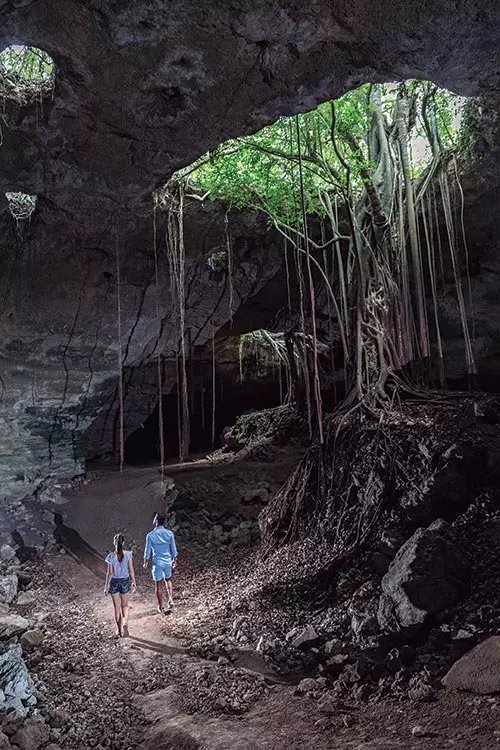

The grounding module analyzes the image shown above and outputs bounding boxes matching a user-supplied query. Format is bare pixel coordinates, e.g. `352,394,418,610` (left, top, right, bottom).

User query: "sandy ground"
21,465,500,749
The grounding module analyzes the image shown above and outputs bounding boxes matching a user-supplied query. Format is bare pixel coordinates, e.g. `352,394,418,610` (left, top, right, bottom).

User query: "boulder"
348,581,380,637
1,709,25,736
442,636,500,694
0,645,33,711
15,591,36,606
0,545,16,563
0,732,9,750
12,717,49,750
0,615,29,640
379,520,469,630
20,629,44,650
48,707,71,728
290,625,319,650
295,677,320,694
0,575,18,605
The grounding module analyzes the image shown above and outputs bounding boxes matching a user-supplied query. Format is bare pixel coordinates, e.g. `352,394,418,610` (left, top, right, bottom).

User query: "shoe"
157,606,164,614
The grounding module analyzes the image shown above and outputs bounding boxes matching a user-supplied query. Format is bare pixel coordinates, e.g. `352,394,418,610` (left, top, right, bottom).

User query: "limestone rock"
348,581,380,637
379,520,469,630
12,717,49,750
0,575,18,605
48,708,71,728
20,629,44,650
0,645,33,711
442,636,500,694
15,591,36,606
1,709,25,736
290,625,319,650
0,615,29,640
295,677,320,694
0,545,16,563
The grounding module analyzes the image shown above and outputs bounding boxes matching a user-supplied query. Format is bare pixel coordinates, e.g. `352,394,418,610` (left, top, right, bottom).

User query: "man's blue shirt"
144,526,178,567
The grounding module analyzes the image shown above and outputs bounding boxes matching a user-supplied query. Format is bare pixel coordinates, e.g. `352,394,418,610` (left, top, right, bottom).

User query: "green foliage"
177,81,464,226
0,45,54,104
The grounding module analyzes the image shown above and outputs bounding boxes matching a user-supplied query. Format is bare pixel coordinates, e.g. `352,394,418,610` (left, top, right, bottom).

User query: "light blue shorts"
152,563,172,582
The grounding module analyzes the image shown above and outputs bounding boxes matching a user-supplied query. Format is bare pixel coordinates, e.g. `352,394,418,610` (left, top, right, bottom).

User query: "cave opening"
0,44,55,104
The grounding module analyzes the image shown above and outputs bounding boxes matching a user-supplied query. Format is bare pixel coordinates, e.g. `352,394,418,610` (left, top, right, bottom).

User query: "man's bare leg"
166,578,174,605
155,580,164,612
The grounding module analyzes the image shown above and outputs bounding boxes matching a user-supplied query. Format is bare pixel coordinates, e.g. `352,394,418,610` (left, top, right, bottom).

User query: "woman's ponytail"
113,533,125,562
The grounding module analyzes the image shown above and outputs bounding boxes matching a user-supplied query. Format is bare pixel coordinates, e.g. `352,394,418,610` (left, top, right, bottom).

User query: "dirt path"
16,466,500,749
19,539,500,750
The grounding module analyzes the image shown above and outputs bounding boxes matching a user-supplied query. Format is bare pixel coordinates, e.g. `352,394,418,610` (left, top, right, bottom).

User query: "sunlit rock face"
1,0,500,521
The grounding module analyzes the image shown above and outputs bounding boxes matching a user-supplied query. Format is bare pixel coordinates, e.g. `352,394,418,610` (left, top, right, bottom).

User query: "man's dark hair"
155,512,166,526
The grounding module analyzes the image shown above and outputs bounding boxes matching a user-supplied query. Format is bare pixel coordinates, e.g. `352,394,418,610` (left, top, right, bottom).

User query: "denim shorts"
108,577,131,595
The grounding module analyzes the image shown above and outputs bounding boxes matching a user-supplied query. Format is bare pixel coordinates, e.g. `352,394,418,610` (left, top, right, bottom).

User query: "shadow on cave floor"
54,513,106,579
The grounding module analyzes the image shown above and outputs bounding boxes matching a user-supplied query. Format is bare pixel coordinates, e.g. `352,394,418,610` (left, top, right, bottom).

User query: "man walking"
143,512,178,614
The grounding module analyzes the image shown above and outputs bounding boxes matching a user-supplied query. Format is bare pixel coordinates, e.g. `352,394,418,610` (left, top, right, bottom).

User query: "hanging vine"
163,80,475,563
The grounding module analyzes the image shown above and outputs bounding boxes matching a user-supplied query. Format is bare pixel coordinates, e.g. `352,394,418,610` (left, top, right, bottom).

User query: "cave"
2,2,500,749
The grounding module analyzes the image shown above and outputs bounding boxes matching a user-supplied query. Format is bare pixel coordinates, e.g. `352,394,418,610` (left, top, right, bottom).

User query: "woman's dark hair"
113,533,125,562
155,513,166,526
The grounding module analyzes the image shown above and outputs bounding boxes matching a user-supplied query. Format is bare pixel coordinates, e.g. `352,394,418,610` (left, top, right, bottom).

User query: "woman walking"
104,533,136,637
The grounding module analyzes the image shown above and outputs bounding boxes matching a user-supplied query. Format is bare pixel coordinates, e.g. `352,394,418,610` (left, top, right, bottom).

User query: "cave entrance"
0,44,55,104
124,373,283,465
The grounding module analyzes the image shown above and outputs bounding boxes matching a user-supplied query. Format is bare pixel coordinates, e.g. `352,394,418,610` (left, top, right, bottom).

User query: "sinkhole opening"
0,44,55,104
5,191,37,221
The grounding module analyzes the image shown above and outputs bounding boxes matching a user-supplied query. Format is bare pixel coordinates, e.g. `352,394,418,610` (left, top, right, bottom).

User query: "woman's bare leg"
120,593,130,630
111,594,123,636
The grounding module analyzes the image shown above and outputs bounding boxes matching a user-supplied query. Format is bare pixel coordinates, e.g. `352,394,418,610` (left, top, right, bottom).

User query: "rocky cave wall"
0,197,283,494
1,1,500,506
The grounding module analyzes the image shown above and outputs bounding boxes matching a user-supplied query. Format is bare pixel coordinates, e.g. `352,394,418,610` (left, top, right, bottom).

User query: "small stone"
324,639,341,654
0,614,29,639
20,629,44,650
49,708,71,728
290,625,319,650
296,678,319,694
12,716,49,750
1,709,25,736
16,591,36,606
0,574,18,605
0,545,16,562
453,629,475,641
412,725,428,737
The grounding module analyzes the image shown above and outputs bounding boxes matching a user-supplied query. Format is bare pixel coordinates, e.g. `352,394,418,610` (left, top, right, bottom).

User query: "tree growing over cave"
160,81,475,569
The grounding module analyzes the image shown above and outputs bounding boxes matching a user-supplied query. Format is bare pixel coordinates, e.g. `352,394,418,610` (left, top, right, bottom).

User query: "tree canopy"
178,81,463,227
